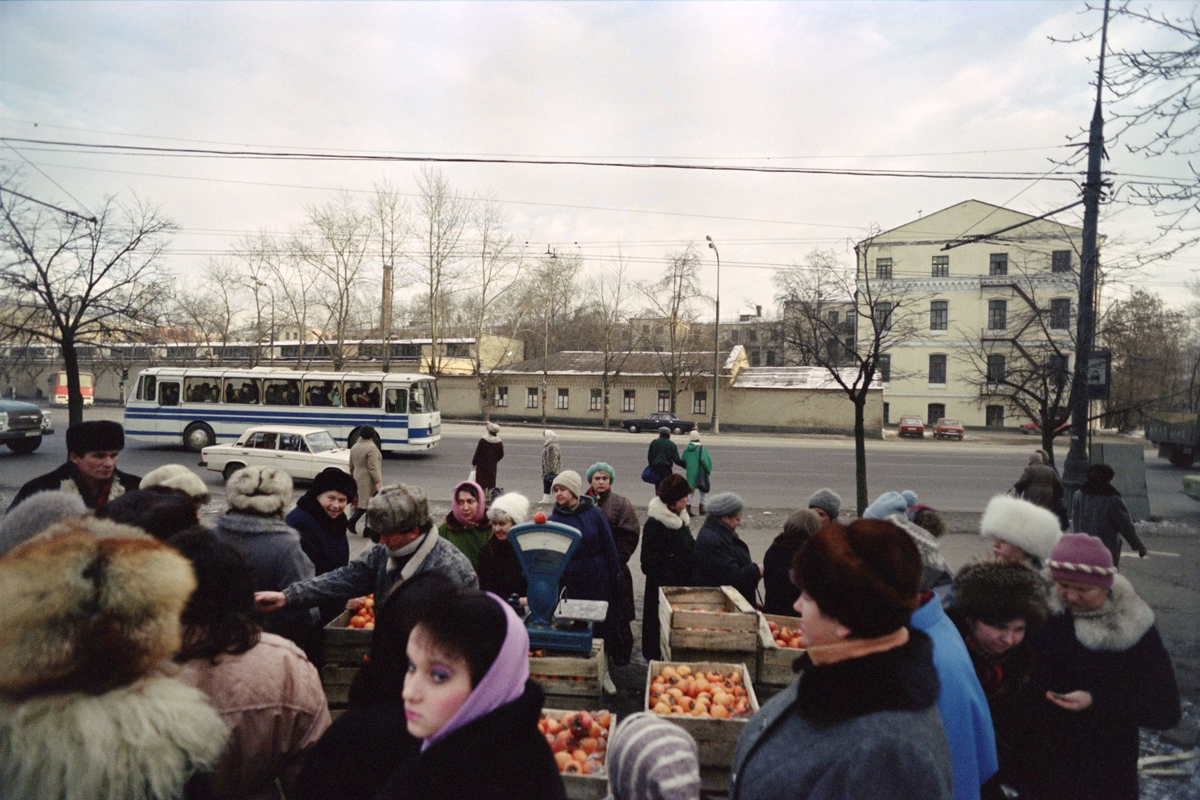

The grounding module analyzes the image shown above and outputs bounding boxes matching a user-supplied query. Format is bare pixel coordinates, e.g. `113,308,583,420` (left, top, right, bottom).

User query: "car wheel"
6,436,41,454
672,426,683,435
628,425,639,434
184,423,216,453
223,462,246,481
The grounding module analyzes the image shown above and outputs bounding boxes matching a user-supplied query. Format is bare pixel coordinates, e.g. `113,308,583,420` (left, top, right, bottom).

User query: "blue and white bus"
124,367,441,453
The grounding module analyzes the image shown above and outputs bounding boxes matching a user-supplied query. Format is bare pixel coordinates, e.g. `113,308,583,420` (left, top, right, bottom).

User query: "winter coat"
648,434,684,470
681,442,712,490
214,511,321,645
476,533,527,600
349,439,382,509
730,629,953,800
694,516,759,607
1014,463,1062,512
8,461,142,512
287,498,351,624
1027,574,1181,800
762,537,802,617
175,633,332,800
910,597,999,800
639,496,693,661
541,438,561,476
1070,489,1145,566
438,512,493,570
292,701,419,800
283,532,478,610
592,489,640,664
374,680,566,800
471,435,504,490
551,495,622,643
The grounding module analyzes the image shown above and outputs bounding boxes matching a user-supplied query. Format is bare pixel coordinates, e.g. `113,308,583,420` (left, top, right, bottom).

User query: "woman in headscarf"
586,462,639,667
540,430,561,504
286,467,359,624
438,479,492,570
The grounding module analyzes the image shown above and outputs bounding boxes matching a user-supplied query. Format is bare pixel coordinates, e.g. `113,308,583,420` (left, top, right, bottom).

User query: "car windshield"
941,419,961,426
305,431,339,453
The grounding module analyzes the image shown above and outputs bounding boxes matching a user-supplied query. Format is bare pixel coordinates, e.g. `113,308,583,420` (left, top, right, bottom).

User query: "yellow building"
858,200,1085,429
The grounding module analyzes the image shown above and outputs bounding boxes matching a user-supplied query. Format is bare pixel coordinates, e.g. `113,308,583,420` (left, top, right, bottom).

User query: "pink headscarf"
420,592,530,751
450,480,487,526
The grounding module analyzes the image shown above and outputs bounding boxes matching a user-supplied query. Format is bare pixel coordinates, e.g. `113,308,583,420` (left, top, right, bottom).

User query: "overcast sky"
2,1,1195,318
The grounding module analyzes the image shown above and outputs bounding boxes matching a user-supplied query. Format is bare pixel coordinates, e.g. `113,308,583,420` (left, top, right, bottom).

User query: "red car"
897,416,925,438
1021,420,1070,435
933,418,965,440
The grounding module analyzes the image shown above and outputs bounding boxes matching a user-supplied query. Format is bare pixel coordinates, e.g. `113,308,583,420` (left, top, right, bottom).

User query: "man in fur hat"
7,420,141,512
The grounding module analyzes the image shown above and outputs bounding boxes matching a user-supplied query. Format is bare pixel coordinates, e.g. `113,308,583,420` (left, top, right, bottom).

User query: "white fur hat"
979,495,1062,562
141,464,211,505
488,493,530,525
224,466,293,517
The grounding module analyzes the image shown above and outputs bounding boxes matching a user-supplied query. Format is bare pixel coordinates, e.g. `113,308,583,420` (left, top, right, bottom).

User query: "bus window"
186,379,218,403
139,375,157,402
79,374,93,389
264,379,300,406
385,387,408,414
279,433,307,452
304,380,340,407
345,381,381,408
159,382,181,407
410,381,437,414
225,380,261,404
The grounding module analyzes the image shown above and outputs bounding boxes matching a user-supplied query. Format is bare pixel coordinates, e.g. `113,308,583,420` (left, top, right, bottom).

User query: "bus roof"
135,367,431,382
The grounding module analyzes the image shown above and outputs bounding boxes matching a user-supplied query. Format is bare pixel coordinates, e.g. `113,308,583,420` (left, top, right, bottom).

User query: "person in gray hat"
8,420,141,512
806,488,841,528
693,492,761,606
255,483,478,619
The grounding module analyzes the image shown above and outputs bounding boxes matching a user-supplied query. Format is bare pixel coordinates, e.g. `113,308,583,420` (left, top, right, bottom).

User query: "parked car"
897,416,925,438
199,425,351,481
1020,420,1071,436
621,411,697,435
0,399,54,454
933,418,965,440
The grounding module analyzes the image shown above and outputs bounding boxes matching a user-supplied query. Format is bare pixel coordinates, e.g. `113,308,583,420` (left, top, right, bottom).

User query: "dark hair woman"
639,473,694,661
170,527,331,800
286,467,358,624
374,589,566,800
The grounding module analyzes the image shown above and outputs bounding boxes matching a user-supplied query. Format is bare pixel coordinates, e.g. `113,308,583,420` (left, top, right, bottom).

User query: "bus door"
156,379,182,438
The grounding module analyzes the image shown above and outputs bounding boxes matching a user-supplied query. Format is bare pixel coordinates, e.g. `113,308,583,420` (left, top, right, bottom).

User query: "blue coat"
911,597,999,800
550,495,621,606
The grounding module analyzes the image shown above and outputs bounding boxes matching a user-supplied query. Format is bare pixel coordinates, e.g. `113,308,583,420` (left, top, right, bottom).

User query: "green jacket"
438,515,492,570
648,435,684,470
681,443,712,490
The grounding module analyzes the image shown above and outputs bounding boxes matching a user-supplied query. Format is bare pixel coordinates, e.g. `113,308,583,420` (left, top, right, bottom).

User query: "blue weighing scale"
509,520,609,655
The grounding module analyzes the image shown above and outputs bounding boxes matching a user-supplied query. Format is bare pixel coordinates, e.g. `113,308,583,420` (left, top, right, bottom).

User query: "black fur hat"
66,420,125,455
952,559,1048,627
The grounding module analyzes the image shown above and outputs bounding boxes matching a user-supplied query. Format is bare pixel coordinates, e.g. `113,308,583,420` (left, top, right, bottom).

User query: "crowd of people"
0,421,1183,800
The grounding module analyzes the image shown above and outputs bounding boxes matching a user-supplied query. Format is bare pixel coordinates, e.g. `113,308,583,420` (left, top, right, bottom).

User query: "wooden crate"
645,660,760,769
529,639,606,711
542,708,617,800
658,587,758,677
323,609,373,666
755,612,805,690
321,664,360,707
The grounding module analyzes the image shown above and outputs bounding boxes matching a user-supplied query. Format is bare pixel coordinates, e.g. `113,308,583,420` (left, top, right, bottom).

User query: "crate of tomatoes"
539,708,615,800
644,661,759,769
321,595,376,712
756,613,806,697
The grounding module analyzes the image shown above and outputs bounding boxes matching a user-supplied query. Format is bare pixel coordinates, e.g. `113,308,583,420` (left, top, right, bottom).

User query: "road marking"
1143,550,1181,558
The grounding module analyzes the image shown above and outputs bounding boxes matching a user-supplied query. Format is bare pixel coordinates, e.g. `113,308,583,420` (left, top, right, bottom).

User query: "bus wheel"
223,462,246,481
184,423,215,453
6,436,41,454
347,427,364,448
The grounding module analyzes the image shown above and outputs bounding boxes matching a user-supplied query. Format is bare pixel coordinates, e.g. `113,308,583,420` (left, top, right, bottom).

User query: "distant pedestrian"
1013,452,1063,516
640,474,694,661
980,495,1062,571
805,488,841,529
647,427,684,484
1071,464,1146,566
762,508,821,616
472,422,504,503
587,462,639,667
540,430,561,504
681,430,713,514
349,425,383,537
694,492,761,607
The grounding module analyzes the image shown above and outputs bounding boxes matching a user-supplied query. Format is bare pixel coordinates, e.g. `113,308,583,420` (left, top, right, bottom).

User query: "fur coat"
471,435,504,490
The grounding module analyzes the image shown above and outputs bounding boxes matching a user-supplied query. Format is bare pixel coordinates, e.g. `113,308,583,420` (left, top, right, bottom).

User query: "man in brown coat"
348,425,383,536
1013,451,1062,513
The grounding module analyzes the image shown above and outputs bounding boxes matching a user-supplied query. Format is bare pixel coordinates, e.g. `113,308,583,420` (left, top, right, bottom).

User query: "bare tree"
410,168,470,377
0,186,175,425
637,246,707,413
468,194,523,418
231,233,279,366
775,244,924,515
591,254,636,428
170,258,244,365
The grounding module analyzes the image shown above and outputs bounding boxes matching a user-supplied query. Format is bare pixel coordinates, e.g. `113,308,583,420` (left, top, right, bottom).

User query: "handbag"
468,469,477,482
641,465,659,484
695,447,711,493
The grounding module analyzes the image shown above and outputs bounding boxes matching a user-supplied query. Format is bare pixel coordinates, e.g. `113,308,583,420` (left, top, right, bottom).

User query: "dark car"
0,399,54,454
933,418,965,440
621,411,697,435
897,416,925,438
1021,420,1070,435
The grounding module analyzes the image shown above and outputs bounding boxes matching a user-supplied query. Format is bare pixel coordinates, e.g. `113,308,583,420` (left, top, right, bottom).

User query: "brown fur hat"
952,558,1049,626
0,518,196,697
225,466,293,517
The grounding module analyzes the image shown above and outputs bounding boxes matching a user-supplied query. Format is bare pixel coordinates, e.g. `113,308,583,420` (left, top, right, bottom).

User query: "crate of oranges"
756,613,806,695
539,708,615,799
644,661,759,768
321,595,375,712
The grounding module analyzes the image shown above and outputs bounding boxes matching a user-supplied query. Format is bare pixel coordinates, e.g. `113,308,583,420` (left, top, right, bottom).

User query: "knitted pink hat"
1047,533,1116,588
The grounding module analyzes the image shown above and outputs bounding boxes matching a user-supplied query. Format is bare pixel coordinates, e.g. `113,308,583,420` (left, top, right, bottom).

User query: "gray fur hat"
368,483,430,534
140,464,212,505
487,493,530,525
224,466,293,517
888,513,953,594
807,488,842,520
705,492,744,518
0,491,88,556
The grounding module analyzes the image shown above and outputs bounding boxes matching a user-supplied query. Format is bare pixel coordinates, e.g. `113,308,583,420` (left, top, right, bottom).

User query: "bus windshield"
410,381,438,414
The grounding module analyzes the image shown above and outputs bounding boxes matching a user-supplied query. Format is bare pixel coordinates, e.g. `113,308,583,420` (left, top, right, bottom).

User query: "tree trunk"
1041,431,1056,467
854,393,868,516
63,336,84,427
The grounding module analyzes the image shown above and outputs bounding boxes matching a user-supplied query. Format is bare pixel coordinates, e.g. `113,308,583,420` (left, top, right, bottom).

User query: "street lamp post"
706,235,721,433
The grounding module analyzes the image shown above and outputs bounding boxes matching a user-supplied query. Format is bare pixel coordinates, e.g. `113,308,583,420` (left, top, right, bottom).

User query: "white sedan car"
199,425,352,481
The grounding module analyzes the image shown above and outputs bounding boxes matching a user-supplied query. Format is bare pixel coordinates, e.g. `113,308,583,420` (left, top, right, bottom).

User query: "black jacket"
293,701,419,800
8,462,142,512
640,498,693,661
373,680,566,800
762,537,801,616
694,516,759,606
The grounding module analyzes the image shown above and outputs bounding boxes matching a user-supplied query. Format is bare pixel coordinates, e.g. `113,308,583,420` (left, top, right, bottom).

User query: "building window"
693,391,707,415
988,299,1007,330
1052,250,1073,273
928,403,946,424
986,405,1005,428
929,354,947,385
874,301,893,331
1049,298,1071,330
494,386,508,408
932,255,949,277
770,327,780,342
747,329,758,343
766,350,776,366
556,388,569,410
750,349,761,367
1049,354,1070,391
877,354,891,382
589,388,602,411
728,329,739,344
828,310,839,325
987,354,1006,384
883,402,890,425
930,300,948,331
526,387,539,409
622,389,635,413
875,257,893,280
989,253,1008,276
657,390,671,412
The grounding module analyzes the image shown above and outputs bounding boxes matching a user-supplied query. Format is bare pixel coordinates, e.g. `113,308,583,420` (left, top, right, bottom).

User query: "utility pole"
1062,0,1111,501
381,261,393,372
706,236,721,433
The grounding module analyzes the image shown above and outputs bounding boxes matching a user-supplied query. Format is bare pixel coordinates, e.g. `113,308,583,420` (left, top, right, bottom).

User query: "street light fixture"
706,235,720,434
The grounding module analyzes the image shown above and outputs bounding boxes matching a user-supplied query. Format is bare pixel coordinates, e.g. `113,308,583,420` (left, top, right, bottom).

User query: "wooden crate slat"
670,647,757,678
322,609,373,666
529,639,605,707
658,586,759,657
756,612,805,688
644,660,760,769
